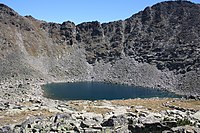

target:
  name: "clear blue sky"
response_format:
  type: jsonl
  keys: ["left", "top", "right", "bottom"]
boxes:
{"left": 1, "top": 0, "right": 200, "bottom": 24}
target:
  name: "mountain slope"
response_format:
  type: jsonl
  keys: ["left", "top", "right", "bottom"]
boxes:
{"left": 0, "top": 1, "right": 200, "bottom": 97}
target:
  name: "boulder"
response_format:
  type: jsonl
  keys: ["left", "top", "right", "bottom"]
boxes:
{"left": 171, "top": 125, "right": 200, "bottom": 133}
{"left": 190, "top": 111, "right": 200, "bottom": 121}
{"left": 101, "top": 115, "right": 127, "bottom": 127}
{"left": 0, "top": 126, "right": 12, "bottom": 133}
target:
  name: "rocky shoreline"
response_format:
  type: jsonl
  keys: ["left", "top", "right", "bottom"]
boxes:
{"left": 0, "top": 55, "right": 199, "bottom": 133}
{"left": 0, "top": 79, "right": 200, "bottom": 133}
{"left": 1, "top": 97, "right": 200, "bottom": 132}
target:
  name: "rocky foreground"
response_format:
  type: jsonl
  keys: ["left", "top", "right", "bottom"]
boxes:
{"left": 0, "top": 96, "right": 200, "bottom": 132}
{"left": 0, "top": 79, "right": 199, "bottom": 133}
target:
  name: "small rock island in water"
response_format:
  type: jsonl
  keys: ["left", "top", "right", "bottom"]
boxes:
{"left": 0, "top": 1, "right": 200, "bottom": 132}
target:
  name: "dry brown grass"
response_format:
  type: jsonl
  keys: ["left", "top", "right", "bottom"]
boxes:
{"left": 86, "top": 106, "right": 112, "bottom": 114}
{"left": 1, "top": 99, "right": 199, "bottom": 126}
{"left": 0, "top": 109, "right": 55, "bottom": 126}
{"left": 67, "top": 101, "right": 85, "bottom": 111}
{"left": 111, "top": 99, "right": 200, "bottom": 113}
{"left": 20, "top": 101, "right": 34, "bottom": 107}
{"left": 66, "top": 100, "right": 112, "bottom": 114}
{"left": 111, "top": 98, "right": 173, "bottom": 112}
{"left": 168, "top": 100, "right": 200, "bottom": 111}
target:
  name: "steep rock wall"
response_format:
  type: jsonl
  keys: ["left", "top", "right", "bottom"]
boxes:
{"left": 0, "top": 1, "right": 199, "bottom": 96}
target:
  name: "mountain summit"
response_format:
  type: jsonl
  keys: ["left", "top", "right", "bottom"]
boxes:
{"left": 0, "top": 1, "right": 199, "bottom": 97}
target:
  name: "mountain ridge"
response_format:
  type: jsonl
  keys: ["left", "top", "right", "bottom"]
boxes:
{"left": 0, "top": 1, "right": 199, "bottom": 99}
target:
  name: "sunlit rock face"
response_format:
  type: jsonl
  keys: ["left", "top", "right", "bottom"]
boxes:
{"left": 0, "top": 1, "right": 200, "bottom": 96}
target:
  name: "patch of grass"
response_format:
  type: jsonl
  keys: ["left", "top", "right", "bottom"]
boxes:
{"left": 86, "top": 106, "right": 112, "bottom": 114}
{"left": 67, "top": 103, "right": 84, "bottom": 111}
{"left": 177, "top": 119, "right": 193, "bottom": 126}
{"left": 169, "top": 100, "right": 200, "bottom": 111}
{"left": 111, "top": 98, "right": 172, "bottom": 112}
{"left": 0, "top": 109, "right": 55, "bottom": 126}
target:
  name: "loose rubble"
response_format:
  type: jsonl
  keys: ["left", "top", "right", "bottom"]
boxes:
{"left": 0, "top": 94, "right": 200, "bottom": 132}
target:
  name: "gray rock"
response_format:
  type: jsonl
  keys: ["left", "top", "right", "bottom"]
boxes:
{"left": 128, "top": 122, "right": 171, "bottom": 133}
{"left": 191, "top": 111, "right": 200, "bottom": 121}
{"left": 101, "top": 118, "right": 114, "bottom": 127}
{"left": 0, "top": 126, "right": 12, "bottom": 133}
{"left": 80, "top": 121, "right": 90, "bottom": 129}
{"left": 139, "top": 115, "right": 161, "bottom": 125}
{"left": 171, "top": 126, "right": 200, "bottom": 133}
{"left": 101, "top": 115, "right": 127, "bottom": 128}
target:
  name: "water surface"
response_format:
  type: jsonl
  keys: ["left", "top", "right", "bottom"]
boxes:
{"left": 42, "top": 82, "right": 180, "bottom": 100}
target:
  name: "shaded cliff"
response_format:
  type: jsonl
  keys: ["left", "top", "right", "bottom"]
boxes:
{"left": 0, "top": 1, "right": 200, "bottom": 96}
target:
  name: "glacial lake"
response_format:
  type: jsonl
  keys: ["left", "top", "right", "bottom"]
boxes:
{"left": 42, "top": 82, "right": 181, "bottom": 100}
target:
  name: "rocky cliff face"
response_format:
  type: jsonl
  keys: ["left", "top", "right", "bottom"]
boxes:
{"left": 0, "top": 1, "right": 200, "bottom": 96}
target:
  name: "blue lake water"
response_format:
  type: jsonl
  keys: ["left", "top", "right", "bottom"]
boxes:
{"left": 42, "top": 82, "right": 181, "bottom": 100}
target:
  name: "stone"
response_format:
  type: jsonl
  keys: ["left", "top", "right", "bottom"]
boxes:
{"left": 48, "top": 108, "right": 62, "bottom": 113}
{"left": 162, "top": 121, "right": 177, "bottom": 128}
{"left": 115, "top": 125, "right": 129, "bottom": 133}
{"left": 0, "top": 126, "right": 12, "bottom": 133}
{"left": 80, "top": 121, "right": 89, "bottom": 129}
{"left": 91, "top": 125, "right": 103, "bottom": 131}
{"left": 101, "top": 118, "right": 114, "bottom": 127}
{"left": 162, "top": 130, "right": 173, "bottom": 133}
{"left": 190, "top": 111, "right": 200, "bottom": 121}
{"left": 139, "top": 115, "right": 161, "bottom": 125}
{"left": 128, "top": 122, "right": 171, "bottom": 133}
{"left": 171, "top": 126, "right": 200, "bottom": 133}
{"left": 73, "top": 126, "right": 80, "bottom": 132}
{"left": 101, "top": 114, "right": 128, "bottom": 128}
